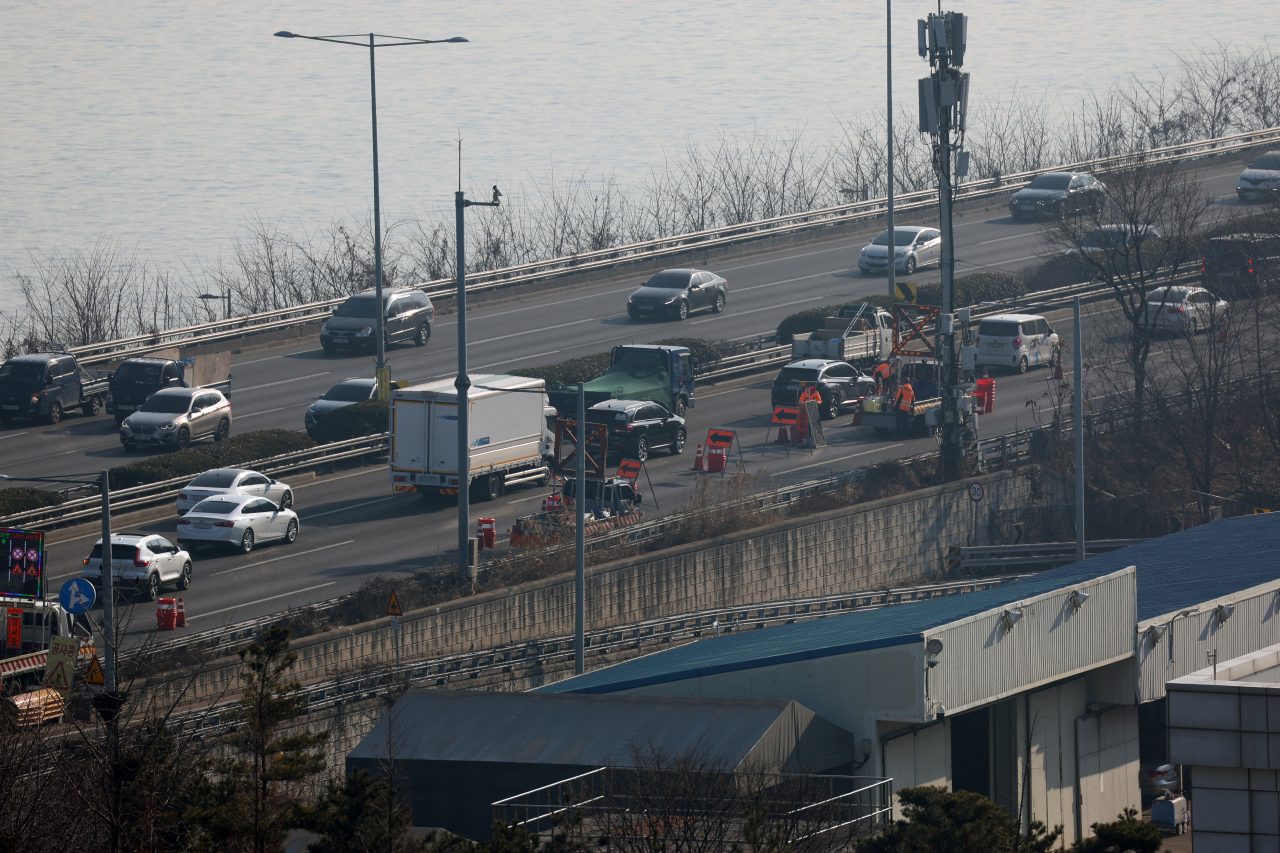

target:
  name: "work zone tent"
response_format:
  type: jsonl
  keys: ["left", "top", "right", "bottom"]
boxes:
{"left": 346, "top": 688, "right": 858, "bottom": 840}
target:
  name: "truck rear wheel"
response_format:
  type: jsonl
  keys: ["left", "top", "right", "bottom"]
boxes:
{"left": 82, "top": 395, "right": 102, "bottom": 416}
{"left": 674, "top": 397, "right": 687, "bottom": 417}
{"left": 476, "top": 473, "right": 503, "bottom": 501}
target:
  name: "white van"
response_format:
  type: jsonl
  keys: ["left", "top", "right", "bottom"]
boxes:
{"left": 974, "top": 314, "right": 1058, "bottom": 374}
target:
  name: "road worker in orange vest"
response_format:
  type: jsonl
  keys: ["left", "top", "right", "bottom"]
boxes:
{"left": 894, "top": 379, "right": 916, "bottom": 435}
{"left": 873, "top": 361, "right": 893, "bottom": 396}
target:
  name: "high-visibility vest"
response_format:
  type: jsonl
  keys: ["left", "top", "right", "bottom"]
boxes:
{"left": 874, "top": 362, "right": 892, "bottom": 383}
{"left": 895, "top": 385, "right": 916, "bottom": 412}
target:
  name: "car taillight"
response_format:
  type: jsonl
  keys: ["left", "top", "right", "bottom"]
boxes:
{"left": 974, "top": 336, "right": 980, "bottom": 346}
{"left": 1167, "top": 306, "right": 1183, "bottom": 314}
{"left": 214, "top": 521, "right": 235, "bottom": 528}
{"left": 1249, "top": 259, "right": 1255, "bottom": 274}
{"left": 177, "top": 518, "right": 190, "bottom": 525}
{"left": 133, "top": 549, "right": 149, "bottom": 568}
{"left": 83, "top": 557, "right": 90, "bottom": 565}
{"left": 1201, "top": 256, "right": 1206, "bottom": 274}
{"left": 1012, "top": 337, "right": 1022, "bottom": 348}
{"left": 178, "top": 492, "right": 187, "bottom": 501}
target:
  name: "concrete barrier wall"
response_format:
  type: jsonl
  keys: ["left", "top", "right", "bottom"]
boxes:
{"left": 146, "top": 467, "right": 1042, "bottom": 708}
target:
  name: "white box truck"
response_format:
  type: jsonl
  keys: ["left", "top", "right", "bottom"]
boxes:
{"left": 389, "top": 374, "right": 556, "bottom": 501}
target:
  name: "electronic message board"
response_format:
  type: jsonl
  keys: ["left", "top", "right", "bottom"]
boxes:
{"left": 1, "top": 529, "right": 44, "bottom": 599}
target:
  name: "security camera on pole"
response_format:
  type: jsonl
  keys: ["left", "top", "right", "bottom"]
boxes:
{"left": 917, "top": 10, "right": 972, "bottom": 480}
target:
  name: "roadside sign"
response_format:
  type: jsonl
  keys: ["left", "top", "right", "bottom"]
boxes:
{"left": 705, "top": 428, "right": 735, "bottom": 450}
{"left": 616, "top": 459, "right": 642, "bottom": 483}
{"left": 60, "top": 578, "right": 96, "bottom": 615}
{"left": 1, "top": 528, "right": 45, "bottom": 599}
{"left": 84, "top": 655, "right": 106, "bottom": 688}
{"left": 386, "top": 588, "right": 402, "bottom": 617}
{"left": 895, "top": 281, "right": 918, "bottom": 304}
{"left": 5, "top": 608, "right": 22, "bottom": 651}
{"left": 945, "top": 546, "right": 962, "bottom": 571}
{"left": 968, "top": 481, "right": 985, "bottom": 503}
{"left": 771, "top": 407, "right": 801, "bottom": 426}
{"left": 43, "top": 635, "right": 78, "bottom": 696}
{"left": 376, "top": 367, "right": 391, "bottom": 403}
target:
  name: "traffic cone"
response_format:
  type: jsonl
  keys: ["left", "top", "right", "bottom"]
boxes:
{"left": 175, "top": 598, "right": 187, "bottom": 628}
{"left": 982, "top": 367, "right": 989, "bottom": 379}
{"left": 692, "top": 444, "right": 705, "bottom": 471}
{"left": 774, "top": 425, "right": 790, "bottom": 443}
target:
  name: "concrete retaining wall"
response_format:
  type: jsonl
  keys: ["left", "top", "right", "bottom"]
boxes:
{"left": 145, "top": 466, "right": 1044, "bottom": 708}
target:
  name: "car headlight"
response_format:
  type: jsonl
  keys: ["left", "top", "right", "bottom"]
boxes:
{"left": 664, "top": 295, "right": 679, "bottom": 303}
{"left": 895, "top": 250, "right": 907, "bottom": 257}
{"left": 355, "top": 326, "right": 373, "bottom": 337}
{"left": 160, "top": 423, "right": 177, "bottom": 430}
{"left": 120, "top": 423, "right": 131, "bottom": 431}
{"left": 320, "top": 325, "right": 331, "bottom": 335}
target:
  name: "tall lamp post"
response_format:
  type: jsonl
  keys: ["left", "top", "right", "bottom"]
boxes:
{"left": 455, "top": 182, "right": 501, "bottom": 579}
{"left": 198, "top": 289, "right": 231, "bottom": 320}
{"left": 274, "top": 30, "right": 468, "bottom": 398}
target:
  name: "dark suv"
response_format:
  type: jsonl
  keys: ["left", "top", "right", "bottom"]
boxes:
{"left": 770, "top": 360, "right": 874, "bottom": 420}
{"left": 585, "top": 400, "right": 687, "bottom": 462}
{"left": 1202, "top": 233, "right": 1280, "bottom": 299}
{"left": 627, "top": 269, "right": 728, "bottom": 321}
{"left": 320, "top": 288, "right": 434, "bottom": 354}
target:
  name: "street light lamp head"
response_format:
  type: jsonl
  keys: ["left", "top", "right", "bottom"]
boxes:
{"left": 445, "top": 37, "right": 469, "bottom": 43}
{"left": 274, "top": 31, "right": 297, "bottom": 38}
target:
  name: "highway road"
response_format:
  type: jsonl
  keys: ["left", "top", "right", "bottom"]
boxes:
{"left": 6, "top": 155, "right": 1259, "bottom": 637}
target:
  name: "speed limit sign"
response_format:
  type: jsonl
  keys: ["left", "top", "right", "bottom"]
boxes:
{"left": 968, "top": 481, "right": 985, "bottom": 503}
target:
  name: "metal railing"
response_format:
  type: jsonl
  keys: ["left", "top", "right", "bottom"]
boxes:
{"left": 492, "top": 766, "right": 894, "bottom": 845}
{"left": 959, "top": 539, "right": 1146, "bottom": 572}
{"left": 54, "top": 127, "right": 1278, "bottom": 366}
{"left": 0, "top": 433, "right": 389, "bottom": 529}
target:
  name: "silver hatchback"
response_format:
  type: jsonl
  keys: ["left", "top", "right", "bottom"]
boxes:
{"left": 120, "top": 387, "right": 232, "bottom": 451}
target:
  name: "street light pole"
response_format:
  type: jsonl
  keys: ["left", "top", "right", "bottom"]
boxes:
{"left": 886, "top": 0, "right": 896, "bottom": 303}
{"left": 274, "top": 29, "right": 468, "bottom": 399}
{"left": 455, "top": 180, "right": 501, "bottom": 579}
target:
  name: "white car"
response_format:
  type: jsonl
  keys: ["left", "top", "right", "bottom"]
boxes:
{"left": 1141, "top": 286, "right": 1228, "bottom": 335}
{"left": 176, "top": 493, "right": 299, "bottom": 553}
{"left": 1236, "top": 151, "right": 1280, "bottom": 203}
{"left": 82, "top": 533, "right": 192, "bottom": 601}
{"left": 974, "top": 314, "right": 1059, "bottom": 374}
{"left": 176, "top": 468, "right": 294, "bottom": 515}
{"left": 858, "top": 226, "right": 942, "bottom": 276}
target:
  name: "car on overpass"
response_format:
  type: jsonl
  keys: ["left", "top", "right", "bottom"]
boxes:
{"left": 857, "top": 226, "right": 940, "bottom": 276}
{"left": 1236, "top": 151, "right": 1280, "bottom": 202}
{"left": 176, "top": 468, "right": 294, "bottom": 515}
{"left": 176, "top": 493, "right": 300, "bottom": 554}
{"left": 305, "top": 377, "right": 377, "bottom": 437}
{"left": 1008, "top": 171, "right": 1105, "bottom": 220}
{"left": 770, "top": 360, "right": 874, "bottom": 419}
{"left": 626, "top": 269, "right": 727, "bottom": 321}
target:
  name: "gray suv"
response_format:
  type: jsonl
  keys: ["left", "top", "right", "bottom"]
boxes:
{"left": 120, "top": 387, "right": 232, "bottom": 451}
{"left": 321, "top": 288, "right": 434, "bottom": 354}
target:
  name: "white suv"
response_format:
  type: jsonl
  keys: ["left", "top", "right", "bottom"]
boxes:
{"left": 82, "top": 534, "right": 193, "bottom": 601}
{"left": 974, "top": 314, "right": 1059, "bottom": 374}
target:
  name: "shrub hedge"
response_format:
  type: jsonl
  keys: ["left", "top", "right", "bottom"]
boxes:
{"left": 308, "top": 399, "right": 388, "bottom": 444}
{"left": 916, "top": 272, "right": 1025, "bottom": 308}
{"left": 107, "top": 430, "right": 317, "bottom": 489}
{"left": 0, "top": 487, "right": 65, "bottom": 517}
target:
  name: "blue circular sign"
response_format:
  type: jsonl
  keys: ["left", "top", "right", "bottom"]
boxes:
{"left": 60, "top": 578, "right": 96, "bottom": 615}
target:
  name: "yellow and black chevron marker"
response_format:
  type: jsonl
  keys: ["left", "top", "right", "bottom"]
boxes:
{"left": 945, "top": 545, "right": 962, "bottom": 571}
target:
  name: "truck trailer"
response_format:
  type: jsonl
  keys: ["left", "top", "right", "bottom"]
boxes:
{"left": 390, "top": 374, "right": 556, "bottom": 501}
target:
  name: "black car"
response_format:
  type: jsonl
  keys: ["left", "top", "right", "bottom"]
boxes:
{"left": 770, "top": 360, "right": 874, "bottom": 420}
{"left": 1009, "top": 172, "right": 1105, "bottom": 221}
{"left": 627, "top": 269, "right": 728, "bottom": 321}
{"left": 1202, "top": 233, "right": 1280, "bottom": 298}
{"left": 320, "top": 288, "right": 434, "bottom": 354}
{"left": 585, "top": 400, "right": 687, "bottom": 462}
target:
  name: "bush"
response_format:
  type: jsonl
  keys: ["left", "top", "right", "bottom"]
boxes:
{"left": 307, "top": 399, "right": 388, "bottom": 444}
{"left": 108, "top": 430, "right": 317, "bottom": 489}
{"left": 650, "top": 338, "right": 736, "bottom": 371}
{"left": 917, "top": 272, "right": 1025, "bottom": 308}
{"left": 0, "top": 487, "right": 65, "bottom": 518}
{"left": 775, "top": 293, "right": 900, "bottom": 343}
{"left": 1018, "top": 256, "right": 1097, "bottom": 293}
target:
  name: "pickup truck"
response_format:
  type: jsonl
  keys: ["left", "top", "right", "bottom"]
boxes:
{"left": 0, "top": 352, "right": 112, "bottom": 424}
{"left": 547, "top": 345, "right": 696, "bottom": 417}
{"left": 791, "top": 304, "right": 894, "bottom": 367}
{"left": 106, "top": 351, "right": 232, "bottom": 425}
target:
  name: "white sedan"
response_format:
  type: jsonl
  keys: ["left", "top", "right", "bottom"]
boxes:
{"left": 176, "top": 494, "right": 299, "bottom": 553}
{"left": 176, "top": 468, "right": 294, "bottom": 515}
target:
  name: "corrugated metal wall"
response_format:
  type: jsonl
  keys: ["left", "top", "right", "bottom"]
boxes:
{"left": 1137, "top": 578, "right": 1280, "bottom": 703}
{"left": 928, "top": 567, "right": 1136, "bottom": 715}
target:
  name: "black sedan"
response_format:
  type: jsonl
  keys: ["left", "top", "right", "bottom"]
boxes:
{"left": 585, "top": 400, "right": 687, "bottom": 462}
{"left": 770, "top": 360, "right": 875, "bottom": 420}
{"left": 1009, "top": 172, "right": 1105, "bottom": 221}
{"left": 627, "top": 269, "right": 728, "bottom": 321}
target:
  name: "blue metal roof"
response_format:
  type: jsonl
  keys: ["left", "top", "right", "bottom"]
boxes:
{"left": 543, "top": 561, "right": 1120, "bottom": 695}
{"left": 546, "top": 514, "right": 1280, "bottom": 696}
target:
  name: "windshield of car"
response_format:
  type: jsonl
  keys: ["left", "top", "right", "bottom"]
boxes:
{"left": 89, "top": 543, "right": 139, "bottom": 560}
{"left": 334, "top": 296, "right": 379, "bottom": 318}
{"left": 977, "top": 320, "right": 1022, "bottom": 337}
{"left": 1027, "top": 174, "right": 1071, "bottom": 190}
{"left": 0, "top": 362, "right": 45, "bottom": 385}
{"left": 191, "top": 499, "right": 239, "bottom": 515}
{"left": 872, "top": 230, "right": 918, "bottom": 247}
{"left": 776, "top": 367, "right": 821, "bottom": 382}
{"left": 112, "top": 362, "right": 165, "bottom": 386}
{"left": 189, "top": 472, "right": 238, "bottom": 488}
{"left": 139, "top": 394, "right": 191, "bottom": 414}
{"left": 644, "top": 271, "right": 693, "bottom": 289}
{"left": 323, "top": 382, "right": 373, "bottom": 402}
{"left": 1249, "top": 154, "right": 1280, "bottom": 171}
{"left": 1146, "top": 288, "right": 1186, "bottom": 304}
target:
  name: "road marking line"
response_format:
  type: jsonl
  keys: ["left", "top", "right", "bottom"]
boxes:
{"left": 700, "top": 387, "right": 749, "bottom": 399}
{"left": 788, "top": 444, "right": 904, "bottom": 473}
{"left": 473, "top": 317, "right": 609, "bottom": 344}
{"left": 293, "top": 467, "right": 384, "bottom": 489}
{"left": 735, "top": 270, "right": 845, "bottom": 292}
{"left": 0, "top": 432, "right": 29, "bottom": 441}
{"left": 479, "top": 287, "right": 635, "bottom": 319}
{"left": 237, "top": 348, "right": 321, "bottom": 366}
{"left": 187, "top": 582, "right": 337, "bottom": 621}
{"left": 302, "top": 496, "right": 396, "bottom": 521}
{"left": 211, "top": 540, "right": 355, "bottom": 576}
{"left": 476, "top": 349, "right": 564, "bottom": 369}
{"left": 237, "top": 371, "right": 332, "bottom": 392}
{"left": 976, "top": 230, "right": 1047, "bottom": 246}
{"left": 239, "top": 406, "right": 293, "bottom": 419}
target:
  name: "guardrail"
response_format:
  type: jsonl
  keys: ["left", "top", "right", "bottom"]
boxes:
{"left": 959, "top": 540, "right": 1146, "bottom": 573}
{"left": 56, "top": 127, "right": 1279, "bottom": 366}
{"left": 161, "top": 572, "right": 1035, "bottom": 732}
{"left": 0, "top": 433, "right": 389, "bottom": 529}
